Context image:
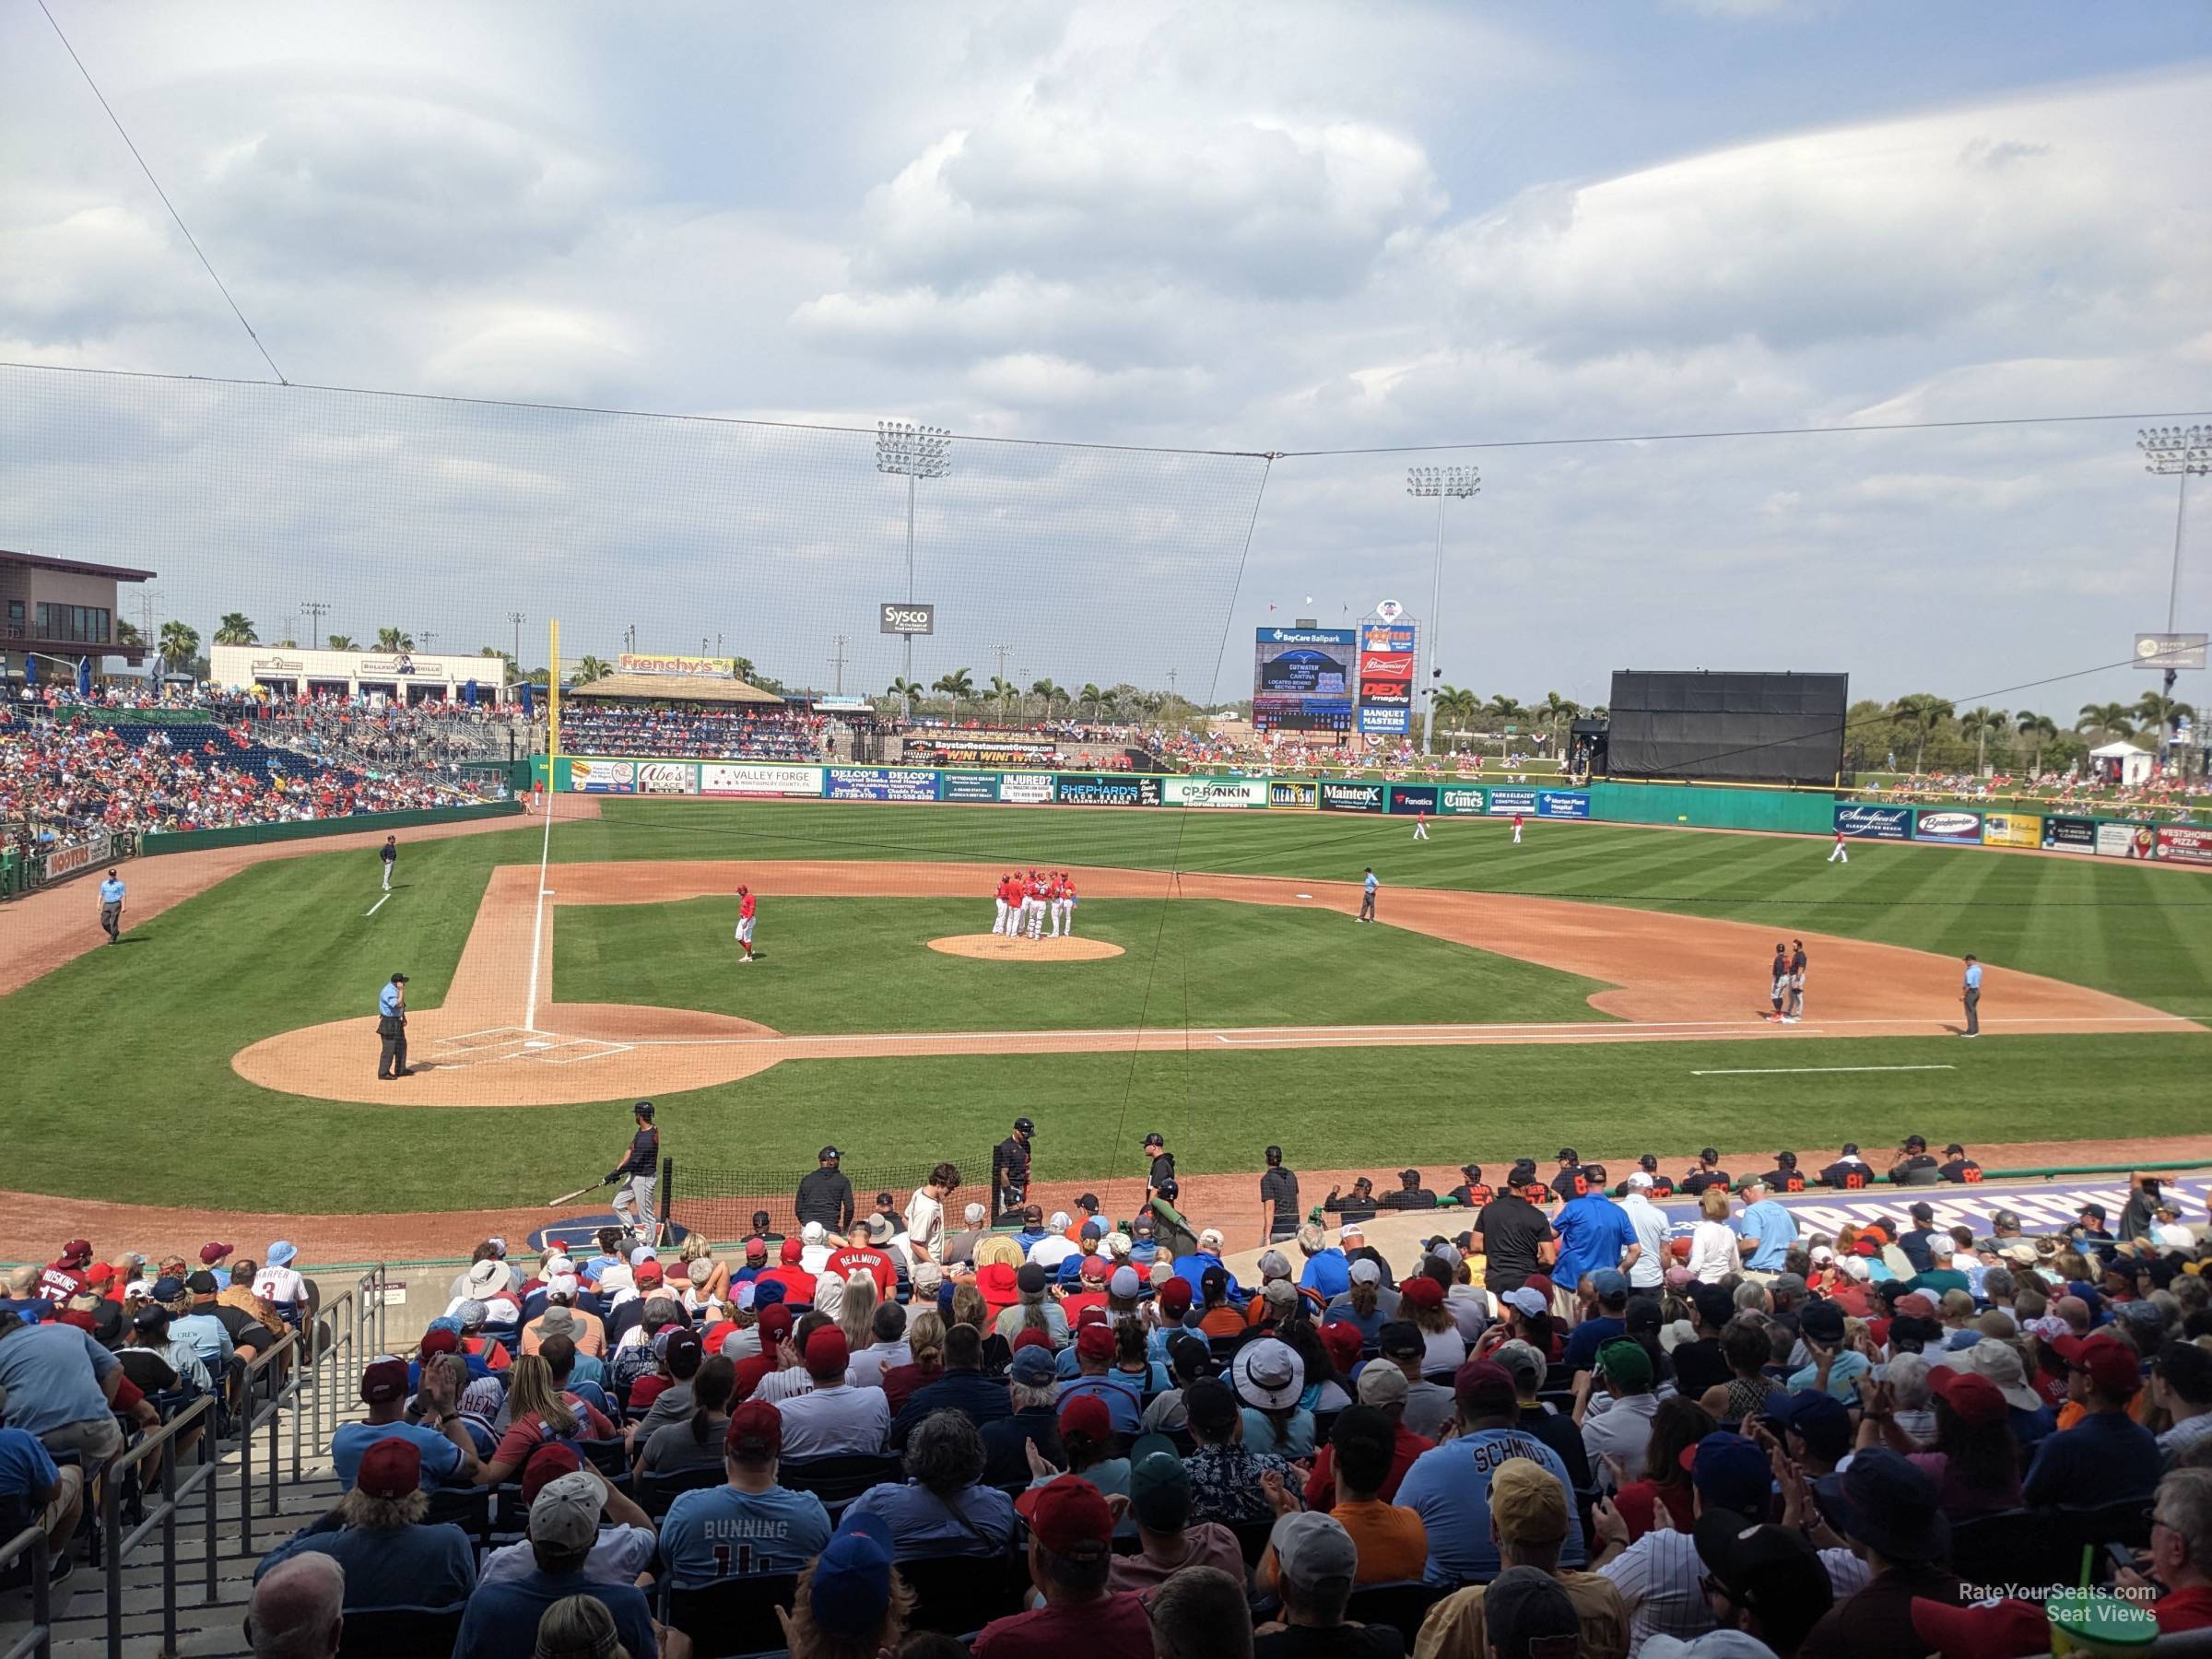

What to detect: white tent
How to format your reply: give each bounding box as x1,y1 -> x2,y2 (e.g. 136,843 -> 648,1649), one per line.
2089,739 -> 2154,785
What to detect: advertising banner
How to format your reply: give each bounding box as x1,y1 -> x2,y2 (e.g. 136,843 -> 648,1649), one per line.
1537,790 -> 1591,819
2157,825 -> 2212,865
1267,781 -> 1319,810
1487,788 -> 1539,816
635,761 -> 698,796
1981,811 -> 2041,849
1056,774 -> 1163,807
2096,821 -> 2156,859
1357,706 -> 1411,735
571,759 -> 635,794
1836,804 -> 1912,840
618,653 -> 734,677
699,763 -> 825,797
38,833 -> 110,881
1387,783 -> 1441,816
998,772 -> 1057,805
2041,816 -> 2096,854
921,739 -> 1058,766
1438,785 -> 1487,816
1912,809 -> 1983,845
1164,776 -> 1269,809
1356,620 -> 1417,736
1253,627 -> 1358,733
940,772 -> 1001,803
824,767 -> 939,803
1319,781 -> 1386,814
878,603 -> 935,636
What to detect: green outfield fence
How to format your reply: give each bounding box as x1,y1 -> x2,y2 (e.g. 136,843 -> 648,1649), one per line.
136,799 -> 524,856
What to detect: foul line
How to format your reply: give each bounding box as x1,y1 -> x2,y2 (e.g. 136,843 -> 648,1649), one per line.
1690,1064 -> 1960,1077
363,893 -> 390,918
523,789 -> 556,1034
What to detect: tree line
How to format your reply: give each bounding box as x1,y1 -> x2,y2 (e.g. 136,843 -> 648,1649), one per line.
1842,692 -> 2194,775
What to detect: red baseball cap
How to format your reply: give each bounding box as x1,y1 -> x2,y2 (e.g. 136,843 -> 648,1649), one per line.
520,1441 -> 584,1505
636,1262 -> 665,1286
757,1304 -> 794,1340
745,1239 -> 768,1261
780,1239 -> 805,1265
1158,1278 -> 1193,1313
1077,1324 -> 1114,1362
355,1437 -> 423,1499
1012,1327 -> 1056,1354
1015,1475 -> 1113,1558
1319,1321 -> 1363,1370
725,1399 -> 782,1459
200,1242 -> 234,1265
1400,1277 -> 1444,1310
83,1264 -> 114,1288
419,1327 -> 460,1357
59,1240 -> 92,1265
1079,1256 -> 1111,1283
1929,1367 -> 2006,1429
2054,1335 -> 2141,1395
359,1359 -> 408,1405
1058,1393 -> 1112,1442
805,1326 -> 850,1374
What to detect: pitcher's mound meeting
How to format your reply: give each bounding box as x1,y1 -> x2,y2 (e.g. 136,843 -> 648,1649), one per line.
928,934 -> 1125,962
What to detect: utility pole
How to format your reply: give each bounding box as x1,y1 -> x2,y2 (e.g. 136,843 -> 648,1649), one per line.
419,629 -> 437,653
994,642 -> 1012,723
877,421 -> 952,716
830,633 -> 848,695
508,611 -> 525,674
1406,466 -> 1482,756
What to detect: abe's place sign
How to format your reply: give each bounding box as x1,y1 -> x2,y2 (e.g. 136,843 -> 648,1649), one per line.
880,603 -> 935,635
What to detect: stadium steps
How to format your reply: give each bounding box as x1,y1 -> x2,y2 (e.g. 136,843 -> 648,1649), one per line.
0,1405 -> 361,1659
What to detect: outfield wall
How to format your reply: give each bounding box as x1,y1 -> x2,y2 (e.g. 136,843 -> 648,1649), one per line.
546,756 -> 2209,865
137,800 -> 524,856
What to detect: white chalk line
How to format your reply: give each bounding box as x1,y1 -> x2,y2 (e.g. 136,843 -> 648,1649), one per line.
364,893 -> 390,918
1689,1064 -> 1960,1077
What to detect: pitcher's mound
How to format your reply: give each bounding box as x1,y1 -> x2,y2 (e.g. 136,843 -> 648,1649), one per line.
929,934 -> 1125,962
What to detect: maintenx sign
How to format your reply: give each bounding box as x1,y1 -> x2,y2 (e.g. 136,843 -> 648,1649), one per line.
1319,781 -> 1386,814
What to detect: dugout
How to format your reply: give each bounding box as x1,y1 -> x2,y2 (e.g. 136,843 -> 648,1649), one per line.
1605,669 -> 1847,785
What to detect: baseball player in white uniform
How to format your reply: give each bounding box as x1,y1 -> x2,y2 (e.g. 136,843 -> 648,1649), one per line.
994,874 -> 1014,935
1059,874 -> 1078,936
1025,871 -> 1046,940
1048,873 -> 1069,938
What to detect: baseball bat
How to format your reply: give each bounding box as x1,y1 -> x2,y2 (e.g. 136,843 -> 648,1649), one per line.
545,1183 -> 599,1207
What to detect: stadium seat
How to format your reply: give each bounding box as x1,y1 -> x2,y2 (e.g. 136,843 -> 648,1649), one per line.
421,1486 -> 492,1554
1346,1581 -> 1447,1645
1952,1508 -> 2070,1589
780,1453 -> 903,1505
1232,1519 -> 1277,1567
665,1573 -> 798,1659
577,1439 -> 631,1479
899,1550 -> 1029,1637
637,1465 -> 725,1518
334,1603 -> 465,1658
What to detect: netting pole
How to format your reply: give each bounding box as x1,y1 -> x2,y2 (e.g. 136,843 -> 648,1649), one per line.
661,1154 -> 677,1248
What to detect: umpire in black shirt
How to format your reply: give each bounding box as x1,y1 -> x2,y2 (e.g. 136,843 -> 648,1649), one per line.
1259,1146 -> 1300,1246
993,1118 -> 1034,1219
796,1146 -> 854,1232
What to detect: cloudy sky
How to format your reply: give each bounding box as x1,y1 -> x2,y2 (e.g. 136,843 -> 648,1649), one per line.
3,1 -> 2209,715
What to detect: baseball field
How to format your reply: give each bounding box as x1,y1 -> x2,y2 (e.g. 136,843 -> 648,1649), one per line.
3,794 -> 2207,1255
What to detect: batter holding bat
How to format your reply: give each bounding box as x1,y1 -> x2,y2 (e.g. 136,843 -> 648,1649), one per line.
605,1100 -> 660,1238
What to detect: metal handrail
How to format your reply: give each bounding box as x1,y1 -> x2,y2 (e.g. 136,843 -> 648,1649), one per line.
0,1524 -> 53,1659
232,1329 -> 300,1555
100,1394 -> 219,1659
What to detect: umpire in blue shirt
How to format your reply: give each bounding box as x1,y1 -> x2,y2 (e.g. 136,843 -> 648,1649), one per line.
376,973 -> 410,1079
98,868 -> 125,944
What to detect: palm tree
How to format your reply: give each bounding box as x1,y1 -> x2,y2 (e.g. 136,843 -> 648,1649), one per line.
1030,678 -> 1066,719
933,668 -> 975,717
1078,683 -> 1105,722
887,677 -> 924,713
1893,693 -> 1955,772
158,620 -> 200,666
573,654 -> 612,685
1433,686 -> 1478,742
113,619 -> 144,649
213,613 -> 258,646
326,634 -> 359,651
986,675 -> 1018,724
730,657 -> 759,686
2135,693 -> 2195,750
2077,701 -> 2135,743
2015,711 -> 2059,774
1541,690 -> 1582,752
374,627 -> 414,652
1486,693 -> 1524,720
1958,706 -> 2008,773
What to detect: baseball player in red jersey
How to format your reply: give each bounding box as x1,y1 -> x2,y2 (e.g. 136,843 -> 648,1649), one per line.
1026,870 -> 1047,939
735,885 -> 758,960
1512,812 -> 1525,845
1059,872 -> 1078,936
1046,872 -> 1067,937
994,874 -> 1015,935
1412,809 -> 1429,841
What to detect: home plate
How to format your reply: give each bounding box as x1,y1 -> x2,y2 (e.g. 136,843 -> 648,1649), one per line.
524,1041 -> 554,1050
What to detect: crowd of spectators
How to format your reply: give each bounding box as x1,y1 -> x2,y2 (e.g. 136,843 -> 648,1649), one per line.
559,706 -> 836,762
0,1142 -> 2166,1658
0,702 -> 477,840
1848,769 -> 2212,822
254,692 -> 527,775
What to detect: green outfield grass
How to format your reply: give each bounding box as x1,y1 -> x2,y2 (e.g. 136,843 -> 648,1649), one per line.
0,797 -> 2204,1217
552,896 -> 1612,1032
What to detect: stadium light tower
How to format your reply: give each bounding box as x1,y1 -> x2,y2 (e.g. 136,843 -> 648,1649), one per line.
877,421 -> 952,715
2139,426 -> 2210,759
1406,465 -> 1480,755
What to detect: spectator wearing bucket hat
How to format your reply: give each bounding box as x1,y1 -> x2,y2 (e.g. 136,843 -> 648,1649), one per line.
253,1434 -> 477,1611
1798,1449 -> 1961,1659
1591,1430 -> 1777,1653
1397,1359 -> 1585,1584
253,1242 -> 312,1327
1232,1337 -> 1312,1456
2021,1334 -> 2160,1505
975,1475 -> 1152,1659
1415,1453 -> 1630,1659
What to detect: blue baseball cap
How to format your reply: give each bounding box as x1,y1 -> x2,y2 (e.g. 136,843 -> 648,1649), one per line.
1760,1391 -> 1851,1460
1590,1269 -> 1630,1301
809,1511 -> 894,1636
1010,1346 -> 1058,1387
1683,1432 -> 1771,1517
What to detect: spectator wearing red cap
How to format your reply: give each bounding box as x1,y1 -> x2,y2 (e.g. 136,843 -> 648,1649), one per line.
776,1326 -> 890,1457
1058,1322 -> 1144,1435
975,1475 -> 1152,1659
757,1237 -> 818,1307
253,1434 -> 477,1610
659,1398 -> 832,1582
38,1241 -> 94,1305
731,1303 -> 795,1400
329,1357 -> 477,1491
1857,1366 -> 2021,1518
751,1309 -> 836,1406
1026,1394 -> 1131,1508
2021,1334 -> 2161,1506
1395,1359 -> 1586,1584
